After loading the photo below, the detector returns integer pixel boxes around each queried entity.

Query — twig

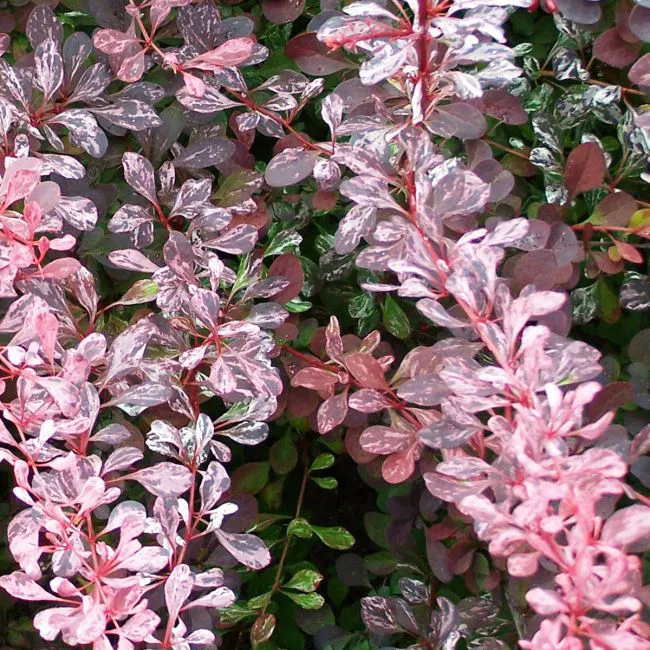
[263,448,309,612]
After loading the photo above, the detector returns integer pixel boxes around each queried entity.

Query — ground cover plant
[0,0,648,648]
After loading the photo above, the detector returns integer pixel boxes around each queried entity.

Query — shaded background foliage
[0,0,647,649]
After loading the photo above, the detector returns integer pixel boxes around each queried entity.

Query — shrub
[0,0,648,649]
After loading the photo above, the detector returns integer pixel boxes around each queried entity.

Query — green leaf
[348,293,375,319]
[247,592,273,609]
[312,525,355,550]
[231,462,271,495]
[311,476,338,490]
[112,279,158,306]
[363,551,397,575]
[220,603,260,624]
[284,569,323,592]
[596,278,620,323]
[261,477,285,510]
[284,299,312,313]
[363,512,390,549]
[287,518,313,539]
[381,294,411,339]
[571,285,598,325]
[269,433,298,475]
[310,453,335,472]
[283,591,325,610]
[265,230,303,257]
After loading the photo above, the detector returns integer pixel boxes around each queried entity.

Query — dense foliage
[0,0,648,649]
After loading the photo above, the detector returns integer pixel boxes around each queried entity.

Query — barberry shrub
[0,0,648,649]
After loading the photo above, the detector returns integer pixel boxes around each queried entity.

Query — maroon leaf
[564,143,606,200]
[629,53,650,87]
[267,254,304,304]
[593,28,641,68]
[285,33,352,76]
[263,0,306,24]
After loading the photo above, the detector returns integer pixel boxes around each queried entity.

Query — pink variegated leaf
[359,426,411,454]
[107,382,172,408]
[49,110,108,158]
[265,148,319,187]
[102,447,144,475]
[525,588,568,616]
[204,224,257,254]
[37,258,82,280]
[0,572,63,602]
[108,250,161,273]
[33,377,81,417]
[317,390,348,434]
[339,175,401,210]
[184,586,236,610]
[0,166,42,209]
[326,316,345,363]
[416,299,469,329]
[186,630,217,644]
[27,6,63,48]
[381,448,417,484]
[130,463,192,497]
[201,461,231,512]
[177,84,244,112]
[348,388,391,413]
[170,179,212,218]
[345,353,389,390]
[291,367,339,391]
[92,100,162,131]
[335,206,376,254]
[120,611,161,642]
[35,39,64,104]
[397,376,450,406]
[173,137,235,169]
[188,37,255,72]
[433,170,490,218]
[93,29,141,55]
[165,564,195,625]
[122,152,158,204]
[214,529,271,570]
[121,546,171,573]
[103,320,156,385]
[601,505,650,552]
